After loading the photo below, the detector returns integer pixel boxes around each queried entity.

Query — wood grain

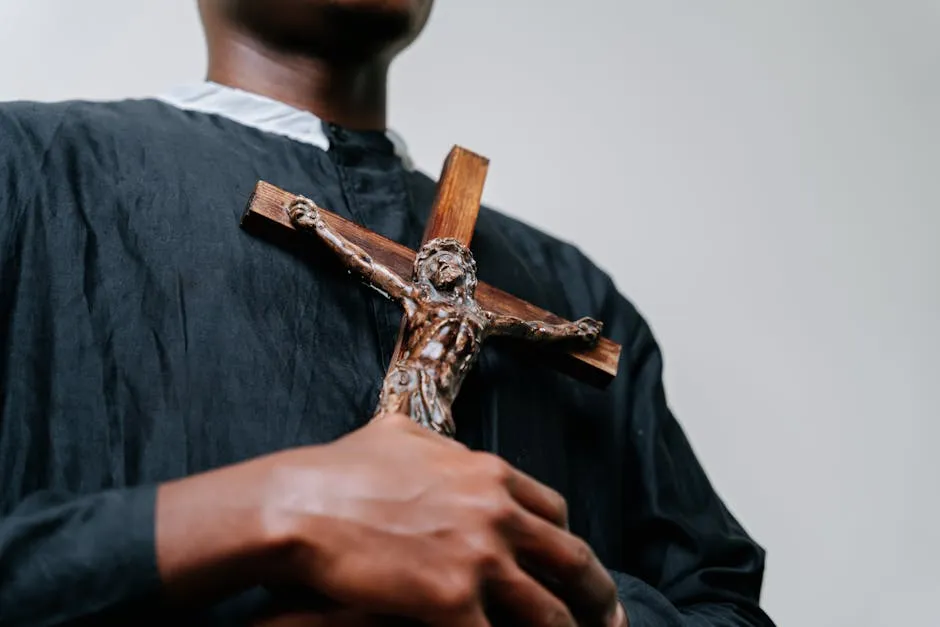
[241,180,622,387]
[390,146,490,368]
[422,146,489,247]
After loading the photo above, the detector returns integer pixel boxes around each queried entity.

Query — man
[0,1,774,625]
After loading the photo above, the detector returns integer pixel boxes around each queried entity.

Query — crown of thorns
[414,238,478,286]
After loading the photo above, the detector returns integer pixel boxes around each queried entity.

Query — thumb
[370,412,415,428]
[371,412,467,449]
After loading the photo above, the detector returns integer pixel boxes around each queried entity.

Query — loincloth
[375,362,456,438]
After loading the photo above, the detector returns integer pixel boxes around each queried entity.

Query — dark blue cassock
[0,86,774,626]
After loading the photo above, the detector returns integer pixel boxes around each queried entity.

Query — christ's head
[198,0,434,63]
[414,238,478,300]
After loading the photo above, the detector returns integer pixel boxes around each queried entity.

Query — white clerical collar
[157,81,413,170]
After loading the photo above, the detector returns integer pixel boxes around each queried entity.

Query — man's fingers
[375,422,567,530]
[502,464,568,528]
[612,602,629,627]
[509,511,619,626]
[487,566,577,627]
[251,610,387,627]
[441,605,490,627]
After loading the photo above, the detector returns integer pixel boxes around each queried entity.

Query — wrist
[155,456,294,604]
[253,446,336,586]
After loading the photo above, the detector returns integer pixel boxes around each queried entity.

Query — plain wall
[1,2,937,625]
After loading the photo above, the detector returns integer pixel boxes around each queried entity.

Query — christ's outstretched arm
[486,313,603,348]
[289,196,413,302]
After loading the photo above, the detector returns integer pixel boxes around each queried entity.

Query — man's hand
[250,607,385,627]
[156,413,624,626]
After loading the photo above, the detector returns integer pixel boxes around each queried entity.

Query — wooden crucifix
[241,147,622,438]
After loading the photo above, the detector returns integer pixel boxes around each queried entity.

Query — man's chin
[228,0,432,60]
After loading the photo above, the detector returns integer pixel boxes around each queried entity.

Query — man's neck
[206,34,389,131]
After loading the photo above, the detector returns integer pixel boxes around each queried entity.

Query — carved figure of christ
[288,197,603,437]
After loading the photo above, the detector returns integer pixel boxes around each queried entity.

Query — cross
[240,146,622,433]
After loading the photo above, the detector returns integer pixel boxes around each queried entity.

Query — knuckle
[549,490,569,526]
[461,529,505,571]
[473,548,504,576]
[542,604,576,627]
[482,494,518,526]
[567,538,595,574]
[430,572,477,612]
[475,452,511,483]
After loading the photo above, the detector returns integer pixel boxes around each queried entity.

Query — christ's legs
[375,363,456,438]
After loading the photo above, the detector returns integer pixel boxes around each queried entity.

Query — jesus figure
[289,196,604,437]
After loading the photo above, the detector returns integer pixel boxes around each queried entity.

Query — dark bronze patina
[288,196,603,437]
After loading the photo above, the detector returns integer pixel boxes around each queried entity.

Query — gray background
[1,1,938,625]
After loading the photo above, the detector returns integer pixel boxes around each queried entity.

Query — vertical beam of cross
[387,147,490,368]
[421,146,489,245]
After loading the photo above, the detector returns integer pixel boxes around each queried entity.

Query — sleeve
[0,488,163,626]
[0,105,164,626]
[596,280,775,626]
